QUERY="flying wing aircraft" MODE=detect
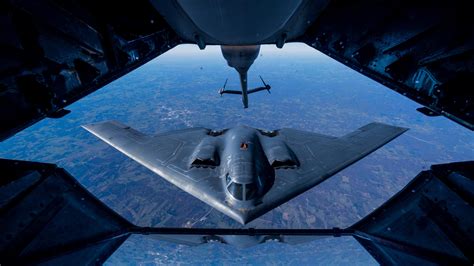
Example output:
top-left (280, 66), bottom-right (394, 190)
top-left (83, 121), bottom-right (407, 224)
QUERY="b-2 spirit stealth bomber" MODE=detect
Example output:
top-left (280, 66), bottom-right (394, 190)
top-left (83, 121), bottom-right (407, 224)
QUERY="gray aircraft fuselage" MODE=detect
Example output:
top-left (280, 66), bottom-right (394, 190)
top-left (219, 126), bottom-right (274, 206)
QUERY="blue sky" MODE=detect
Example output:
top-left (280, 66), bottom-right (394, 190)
top-left (161, 42), bottom-right (324, 59)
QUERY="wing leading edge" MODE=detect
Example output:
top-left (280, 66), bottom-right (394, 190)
top-left (83, 121), bottom-right (261, 224)
top-left (242, 122), bottom-right (408, 223)
top-left (82, 121), bottom-right (241, 220)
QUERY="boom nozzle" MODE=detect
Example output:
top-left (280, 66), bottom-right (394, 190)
top-left (219, 78), bottom-right (228, 96)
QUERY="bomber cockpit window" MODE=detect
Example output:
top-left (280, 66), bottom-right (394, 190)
top-left (227, 182), bottom-right (243, 200)
top-left (226, 173), bottom-right (231, 185)
top-left (226, 173), bottom-right (259, 201)
top-left (227, 181), bottom-right (259, 201)
top-left (244, 183), bottom-right (257, 200)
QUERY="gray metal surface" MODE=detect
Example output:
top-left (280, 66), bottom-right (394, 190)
top-left (0, 0), bottom-right (183, 141)
top-left (350, 161), bottom-right (474, 265)
top-left (148, 234), bottom-right (327, 249)
top-left (296, 0), bottom-right (474, 130)
top-left (1, 159), bottom-right (473, 263)
top-left (0, 159), bottom-right (131, 265)
top-left (149, 0), bottom-right (327, 45)
top-left (1, 0), bottom-right (473, 140)
top-left (220, 45), bottom-right (260, 108)
top-left (219, 45), bottom-right (272, 108)
top-left (83, 121), bottom-right (407, 224)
